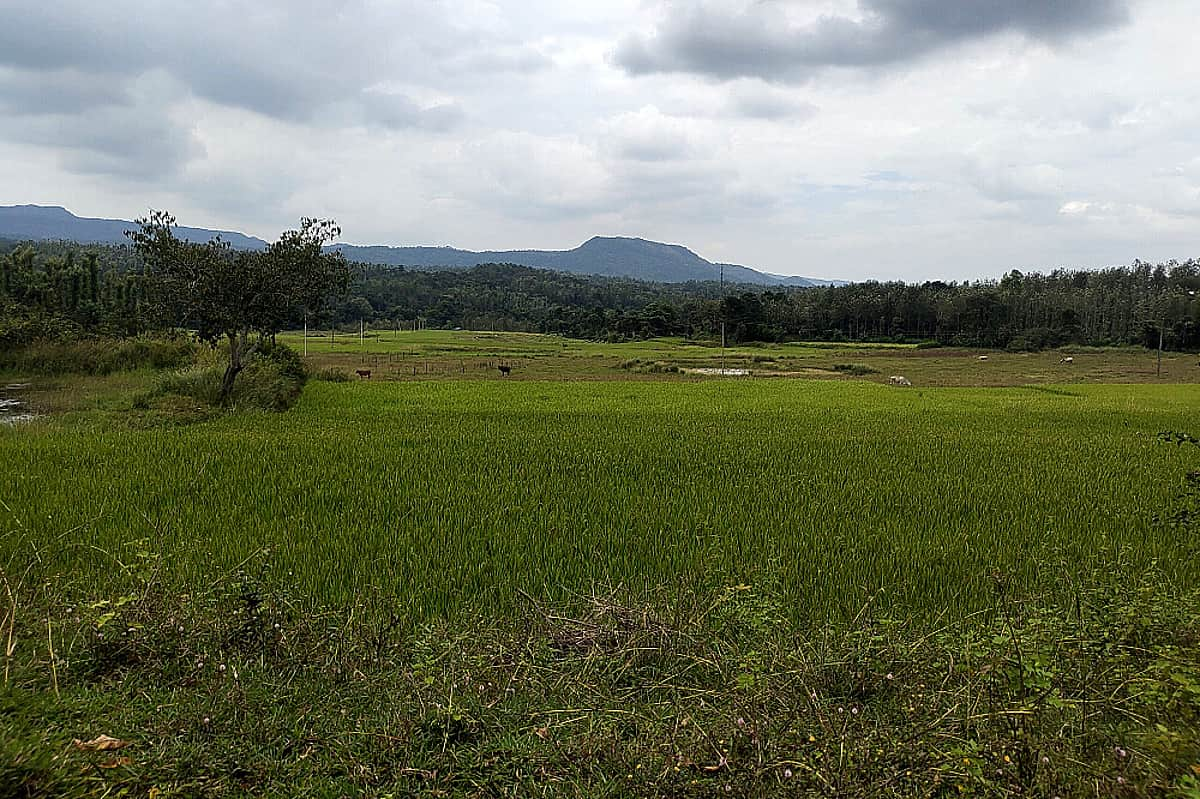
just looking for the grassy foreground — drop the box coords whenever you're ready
[3,566,1199,797]
[3,341,1200,795]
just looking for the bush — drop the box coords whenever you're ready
[312,367,350,382]
[831,363,879,376]
[256,339,307,382]
[156,343,306,411]
[0,337,198,375]
[231,358,303,411]
[157,365,224,406]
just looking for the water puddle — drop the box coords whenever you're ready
[684,368,752,377]
[0,383,38,425]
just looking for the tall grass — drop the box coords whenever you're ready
[2,380,1197,626]
[0,337,197,375]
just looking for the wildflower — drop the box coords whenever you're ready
[1041,756,1050,766]
[1114,747,1127,759]
[885,672,894,680]
[783,769,793,778]
[850,707,859,715]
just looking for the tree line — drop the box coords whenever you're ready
[0,239,153,342]
[337,260,1200,351]
[4,235,1199,352]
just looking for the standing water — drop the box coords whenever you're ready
[0,383,37,424]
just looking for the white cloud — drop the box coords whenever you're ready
[0,0,1196,281]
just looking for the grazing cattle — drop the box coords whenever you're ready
[498,365,511,377]
[355,369,372,379]
[889,375,912,386]
[978,355,989,361]
[1060,356,1074,364]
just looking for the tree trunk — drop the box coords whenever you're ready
[219,332,245,406]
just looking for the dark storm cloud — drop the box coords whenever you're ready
[615,0,1131,81]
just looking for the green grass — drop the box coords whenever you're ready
[278,329,1200,385]
[4,379,1197,624]
[5,342,1200,796]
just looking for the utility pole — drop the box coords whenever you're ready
[1158,316,1164,378]
[720,262,726,375]
[303,312,307,356]
[360,318,364,348]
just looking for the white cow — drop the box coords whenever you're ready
[978,355,989,361]
[1060,356,1074,364]
[889,375,912,386]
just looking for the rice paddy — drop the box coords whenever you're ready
[3,341,1197,624]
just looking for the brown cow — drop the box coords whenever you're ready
[498,365,511,377]
[355,369,372,379]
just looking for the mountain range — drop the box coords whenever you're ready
[0,205,843,287]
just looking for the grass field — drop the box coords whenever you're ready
[4,362,1197,622]
[3,333,1199,796]
[279,329,1200,386]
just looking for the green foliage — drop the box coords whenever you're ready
[311,366,350,382]
[830,363,879,375]
[125,212,347,404]
[156,344,305,411]
[0,337,197,375]
[332,257,1200,348]
[2,554,1197,797]
[618,357,680,373]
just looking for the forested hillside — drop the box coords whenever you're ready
[3,237,1198,350]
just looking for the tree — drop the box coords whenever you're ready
[127,211,349,405]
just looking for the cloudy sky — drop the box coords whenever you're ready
[0,0,1196,281]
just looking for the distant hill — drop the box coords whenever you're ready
[0,205,268,250]
[331,237,842,287]
[0,205,844,287]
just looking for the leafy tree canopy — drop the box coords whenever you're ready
[125,211,349,403]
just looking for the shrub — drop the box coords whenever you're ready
[312,367,350,382]
[256,339,307,382]
[230,358,303,411]
[831,363,879,376]
[155,343,306,411]
[157,365,224,406]
[0,337,198,375]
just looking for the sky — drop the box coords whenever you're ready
[0,0,1197,282]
